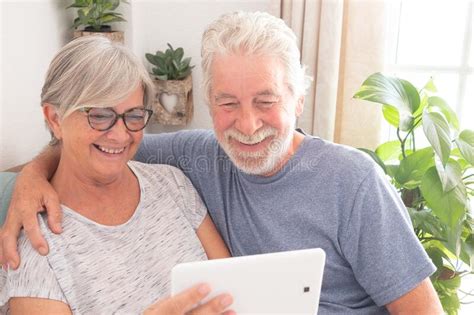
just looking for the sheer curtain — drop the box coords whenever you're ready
[270,0,389,149]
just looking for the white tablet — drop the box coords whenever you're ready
[171,248,326,314]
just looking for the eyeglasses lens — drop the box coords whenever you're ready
[124,108,149,131]
[87,108,150,131]
[88,108,116,131]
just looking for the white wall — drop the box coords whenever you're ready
[0,0,272,170]
[1,0,75,169]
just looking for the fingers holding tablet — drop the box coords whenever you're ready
[143,283,234,315]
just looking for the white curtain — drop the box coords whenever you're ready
[270,0,388,149]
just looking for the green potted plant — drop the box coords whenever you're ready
[146,43,195,125]
[68,0,128,43]
[354,72,474,314]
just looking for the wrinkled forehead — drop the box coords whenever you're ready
[210,53,289,95]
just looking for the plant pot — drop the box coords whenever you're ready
[152,74,193,125]
[84,25,112,32]
[73,27,124,44]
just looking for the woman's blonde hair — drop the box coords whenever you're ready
[41,36,155,144]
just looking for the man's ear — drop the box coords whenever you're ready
[296,96,305,117]
[42,104,62,140]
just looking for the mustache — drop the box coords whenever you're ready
[224,126,278,145]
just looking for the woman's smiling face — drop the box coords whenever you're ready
[49,86,145,182]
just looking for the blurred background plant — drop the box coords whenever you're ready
[68,0,128,31]
[354,72,474,315]
[146,43,194,81]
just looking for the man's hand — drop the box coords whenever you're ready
[143,284,234,315]
[0,163,63,270]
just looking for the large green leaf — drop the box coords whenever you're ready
[439,292,460,315]
[72,17,82,29]
[81,6,92,17]
[386,165,399,179]
[445,220,463,257]
[434,159,463,193]
[145,53,158,66]
[425,246,447,270]
[382,105,400,128]
[174,47,184,62]
[408,208,444,238]
[155,51,166,59]
[413,95,429,118]
[110,0,121,10]
[176,68,192,80]
[172,60,180,71]
[439,274,461,291]
[460,233,474,268]
[99,14,125,24]
[422,110,452,167]
[455,129,474,165]
[420,167,467,229]
[67,4,88,9]
[181,57,192,70]
[354,73,420,131]
[465,233,474,255]
[68,0,89,8]
[375,140,402,162]
[428,96,459,130]
[395,147,434,188]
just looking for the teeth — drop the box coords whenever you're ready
[238,138,265,145]
[97,145,125,154]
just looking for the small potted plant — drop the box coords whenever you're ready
[68,0,128,43]
[146,43,195,125]
[354,72,474,314]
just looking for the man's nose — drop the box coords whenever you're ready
[234,105,263,136]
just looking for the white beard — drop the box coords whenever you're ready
[218,123,295,176]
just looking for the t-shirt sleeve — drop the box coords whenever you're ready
[340,166,436,306]
[135,130,208,167]
[134,131,215,182]
[135,133,179,165]
[0,224,67,312]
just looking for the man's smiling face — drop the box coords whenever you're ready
[209,53,303,176]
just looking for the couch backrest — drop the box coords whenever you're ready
[0,172,17,225]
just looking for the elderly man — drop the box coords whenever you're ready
[1,11,441,314]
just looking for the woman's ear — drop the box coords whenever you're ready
[296,96,305,117]
[42,104,62,141]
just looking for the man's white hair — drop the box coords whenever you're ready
[201,11,312,104]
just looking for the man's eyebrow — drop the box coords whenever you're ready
[214,93,237,101]
[255,89,280,97]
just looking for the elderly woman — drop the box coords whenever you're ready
[0,36,233,314]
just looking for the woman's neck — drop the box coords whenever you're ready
[51,157,140,225]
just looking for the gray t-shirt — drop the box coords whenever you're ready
[0,162,208,314]
[135,129,436,315]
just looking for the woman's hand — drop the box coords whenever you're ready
[0,162,63,270]
[143,284,235,315]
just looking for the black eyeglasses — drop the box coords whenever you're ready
[79,107,153,132]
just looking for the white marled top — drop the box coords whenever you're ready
[0,161,208,314]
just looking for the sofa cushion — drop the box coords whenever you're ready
[0,172,17,225]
